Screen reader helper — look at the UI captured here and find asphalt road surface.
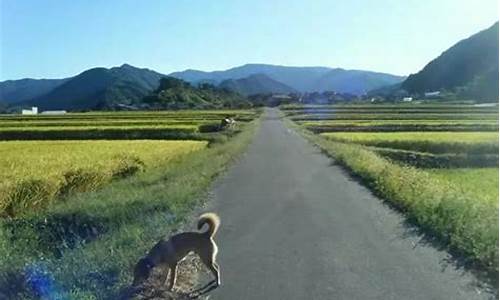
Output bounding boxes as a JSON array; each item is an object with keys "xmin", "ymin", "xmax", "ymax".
[{"xmin": 207, "ymin": 109, "xmax": 492, "ymax": 300}]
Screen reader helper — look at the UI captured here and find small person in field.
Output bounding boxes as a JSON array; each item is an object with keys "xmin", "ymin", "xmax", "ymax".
[{"xmin": 219, "ymin": 116, "xmax": 236, "ymax": 130}]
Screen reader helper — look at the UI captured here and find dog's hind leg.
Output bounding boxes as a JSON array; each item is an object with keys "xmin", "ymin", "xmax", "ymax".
[
  {"xmin": 166, "ymin": 263, "xmax": 178, "ymax": 291},
  {"xmin": 210, "ymin": 261, "xmax": 221, "ymax": 286},
  {"xmin": 200, "ymin": 254, "xmax": 221, "ymax": 287}
]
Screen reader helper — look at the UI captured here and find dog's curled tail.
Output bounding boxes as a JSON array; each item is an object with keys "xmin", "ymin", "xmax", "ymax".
[{"xmin": 198, "ymin": 212, "xmax": 220, "ymax": 238}]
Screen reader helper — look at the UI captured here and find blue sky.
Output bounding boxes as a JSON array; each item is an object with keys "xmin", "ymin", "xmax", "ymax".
[{"xmin": 0, "ymin": 0, "xmax": 498, "ymax": 80}]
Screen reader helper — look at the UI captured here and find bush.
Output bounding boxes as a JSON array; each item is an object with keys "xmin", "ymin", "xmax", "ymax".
[
  {"xmin": 111, "ymin": 156, "xmax": 145, "ymax": 179},
  {"xmin": 60, "ymin": 169, "xmax": 108, "ymax": 196},
  {"xmin": 2, "ymin": 179, "xmax": 59, "ymax": 217}
]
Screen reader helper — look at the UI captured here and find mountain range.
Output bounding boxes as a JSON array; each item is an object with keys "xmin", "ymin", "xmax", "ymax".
[
  {"xmin": 401, "ymin": 22, "xmax": 499, "ymax": 101},
  {"xmin": 0, "ymin": 64, "xmax": 404, "ymax": 110},
  {"xmin": 10, "ymin": 64, "xmax": 165, "ymax": 110}
]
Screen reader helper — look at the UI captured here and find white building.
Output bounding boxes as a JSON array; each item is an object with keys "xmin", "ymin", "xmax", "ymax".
[
  {"xmin": 474, "ymin": 103, "xmax": 497, "ymax": 107},
  {"xmin": 424, "ymin": 91, "xmax": 441, "ymax": 97},
  {"xmin": 40, "ymin": 110, "xmax": 67, "ymax": 115},
  {"xmin": 403, "ymin": 97, "xmax": 413, "ymax": 102},
  {"xmin": 21, "ymin": 107, "xmax": 38, "ymax": 115}
]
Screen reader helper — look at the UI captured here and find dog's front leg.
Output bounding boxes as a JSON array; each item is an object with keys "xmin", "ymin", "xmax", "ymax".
[{"xmin": 166, "ymin": 263, "xmax": 178, "ymax": 290}]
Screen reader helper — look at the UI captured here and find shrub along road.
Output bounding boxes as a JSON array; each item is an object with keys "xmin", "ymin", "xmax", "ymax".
[{"xmin": 207, "ymin": 109, "xmax": 492, "ymax": 300}]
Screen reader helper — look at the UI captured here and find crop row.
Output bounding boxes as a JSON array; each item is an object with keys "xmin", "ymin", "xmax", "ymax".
[
  {"xmin": 300, "ymin": 119, "xmax": 499, "ymax": 132},
  {"xmin": 284, "ymin": 109, "xmax": 499, "ymax": 116},
  {"xmin": 0, "ymin": 140, "xmax": 207, "ymax": 216},
  {"xmin": 0, "ymin": 125, "xmax": 211, "ymax": 140},
  {"xmin": 307, "ymin": 124, "xmax": 498, "ymax": 133},
  {"xmin": 375, "ymin": 148, "xmax": 499, "ymax": 168},
  {"xmin": 0, "ymin": 120, "xmax": 219, "ymax": 128},
  {"xmin": 0, "ymin": 110, "xmax": 258, "ymax": 121},
  {"xmin": 0, "ymin": 115, "xmax": 255, "ymax": 124},
  {"xmin": 320, "ymin": 132, "xmax": 499, "ymax": 154},
  {"xmin": 280, "ymin": 103, "xmax": 498, "ymax": 110},
  {"xmin": 299, "ymin": 119, "xmax": 499, "ymax": 126},
  {"xmin": 291, "ymin": 113, "xmax": 499, "ymax": 121}
]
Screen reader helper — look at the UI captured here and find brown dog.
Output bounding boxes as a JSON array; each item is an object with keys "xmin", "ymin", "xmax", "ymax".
[{"xmin": 133, "ymin": 213, "xmax": 221, "ymax": 291}]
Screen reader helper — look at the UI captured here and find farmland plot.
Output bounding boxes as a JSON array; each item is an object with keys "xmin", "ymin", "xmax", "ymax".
[
  {"xmin": 0, "ymin": 109, "xmax": 259, "ymax": 140},
  {"xmin": 0, "ymin": 109, "xmax": 258, "ymax": 216},
  {"xmin": 0, "ymin": 140, "xmax": 207, "ymax": 216},
  {"xmin": 321, "ymin": 131, "xmax": 499, "ymax": 154},
  {"xmin": 0, "ymin": 109, "xmax": 260, "ymax": 299}
]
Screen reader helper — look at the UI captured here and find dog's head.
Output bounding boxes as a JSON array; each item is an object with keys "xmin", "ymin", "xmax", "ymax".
[{"xmin": 133, "ymin": 257, "xmax": 154, "ymax": 286}]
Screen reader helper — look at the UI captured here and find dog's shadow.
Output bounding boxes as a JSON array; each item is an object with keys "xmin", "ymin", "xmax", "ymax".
[
  {"xmin": 188, "ymin": 280, "xmax": 218, "ymax": 298},
  {"xmin": 118, "ymin": 281, "xmax": 218, "ymax": 300}
]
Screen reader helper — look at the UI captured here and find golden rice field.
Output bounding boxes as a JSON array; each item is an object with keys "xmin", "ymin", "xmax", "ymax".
[
  {"xmin": 0, "ymin": 140, "xmax": 207, "ymax": 216},
  {"xmin": 321, "ymin": 131, "xmax": 499, "ymax": 154},
  {"xmin": 321, "ymin": 131, "xmax": 499, "ymax": 143},
  {"xmin": 299, "ymin": 119, "xmax": 499, "ymax": 126},
  {"xmin": 427, "ymin": 168, "xmax": 499, "ymax": 205}
]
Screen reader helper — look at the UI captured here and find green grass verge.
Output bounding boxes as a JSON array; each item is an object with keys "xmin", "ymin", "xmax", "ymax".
[
  {"xmin": 289, "ymin": 121, "xmax": 498, "ymax": 282},
  {"xmin": 0, "ymin": 119, "xmax": 260, "ymax": 299}
]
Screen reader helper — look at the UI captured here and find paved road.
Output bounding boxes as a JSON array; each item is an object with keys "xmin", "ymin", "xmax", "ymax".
[{"xmin": 207, "ymin": 109, "xmax": 491, "ymax": 300}]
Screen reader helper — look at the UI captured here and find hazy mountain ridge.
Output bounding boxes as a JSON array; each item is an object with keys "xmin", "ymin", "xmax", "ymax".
[
  {"xmin": 0, "ymin": 78, "xmax": 68, "ymax": 105},
  {"xmin": 219, "ymin": 74, "xmax": 297, "ymax": 96},
  {"xmin": 170, "ymin": 64, "xmax": 405, "ymax": 95}
]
